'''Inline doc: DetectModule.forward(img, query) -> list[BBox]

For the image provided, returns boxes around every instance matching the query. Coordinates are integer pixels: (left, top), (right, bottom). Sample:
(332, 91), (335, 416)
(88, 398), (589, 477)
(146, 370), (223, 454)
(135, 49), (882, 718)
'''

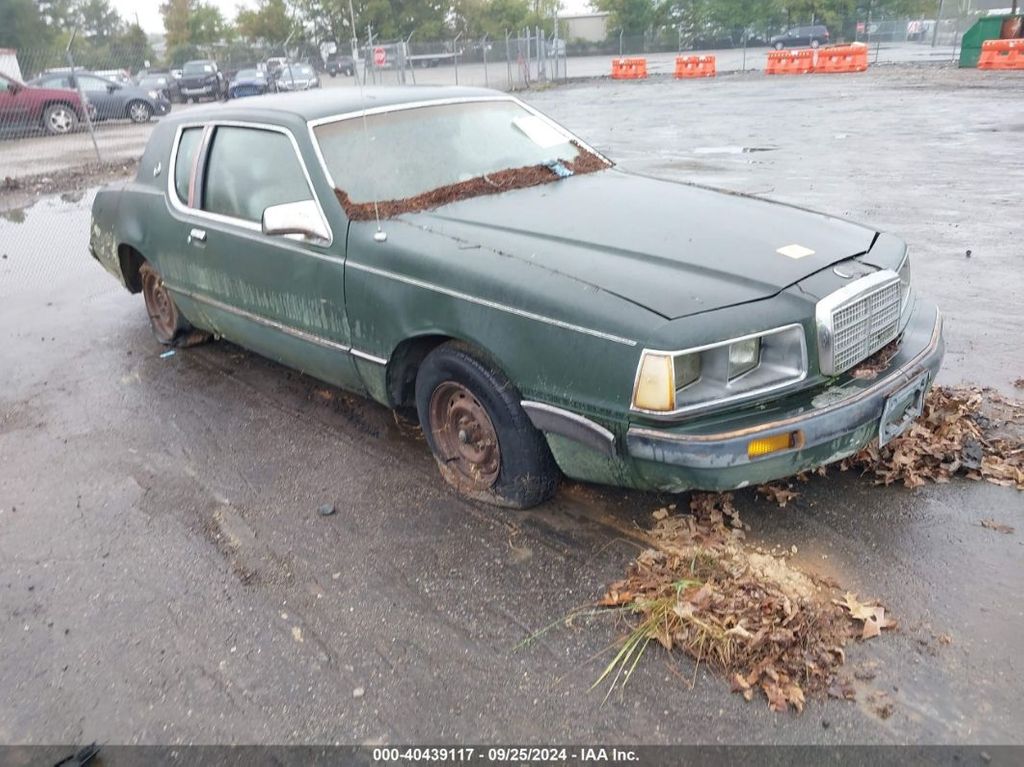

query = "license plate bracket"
(878, 372), (930, 446)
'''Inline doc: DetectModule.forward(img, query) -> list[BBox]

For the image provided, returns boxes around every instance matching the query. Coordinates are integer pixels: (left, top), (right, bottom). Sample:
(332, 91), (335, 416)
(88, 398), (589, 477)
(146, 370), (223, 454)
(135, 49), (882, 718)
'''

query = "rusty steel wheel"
(428, 381), (501, 491)
(415, 342), (560, 508)
(140, 262), (180, 343)
(138, 261), (210, 346)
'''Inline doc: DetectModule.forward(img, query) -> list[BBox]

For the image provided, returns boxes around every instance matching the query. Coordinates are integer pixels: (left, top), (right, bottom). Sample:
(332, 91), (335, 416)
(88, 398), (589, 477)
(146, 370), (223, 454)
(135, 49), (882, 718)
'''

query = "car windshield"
(183, 62), (214, 74)
(282, 65), (313, 77)
(236, 69), (260, 79)
(314, 100), (609, 218)
(140, 76), (166, 86)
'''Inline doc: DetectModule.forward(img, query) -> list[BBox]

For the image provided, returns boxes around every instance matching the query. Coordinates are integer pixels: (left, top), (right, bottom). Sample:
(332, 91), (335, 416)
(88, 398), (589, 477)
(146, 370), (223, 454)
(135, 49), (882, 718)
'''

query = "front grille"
(817, 272), (902, 375)
(232, 85), (264, 98)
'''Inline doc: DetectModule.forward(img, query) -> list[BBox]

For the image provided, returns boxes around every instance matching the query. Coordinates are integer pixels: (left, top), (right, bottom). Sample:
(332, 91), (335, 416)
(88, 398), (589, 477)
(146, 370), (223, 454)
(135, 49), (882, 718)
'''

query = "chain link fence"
(0, 8), (992, 184)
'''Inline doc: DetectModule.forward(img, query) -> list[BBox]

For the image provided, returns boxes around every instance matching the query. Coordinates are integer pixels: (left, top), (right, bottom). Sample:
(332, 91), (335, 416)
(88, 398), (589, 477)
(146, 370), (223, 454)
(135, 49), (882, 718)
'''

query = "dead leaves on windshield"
(841, 385), (1024, 490)
(596, 494), (891, 714)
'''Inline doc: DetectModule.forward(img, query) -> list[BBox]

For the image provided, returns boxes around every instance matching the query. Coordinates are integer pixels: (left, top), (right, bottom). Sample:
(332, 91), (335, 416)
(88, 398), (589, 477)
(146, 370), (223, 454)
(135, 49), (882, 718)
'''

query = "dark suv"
(770, 25), (830, 50)
(325, 53), (356, 77)
(178, 60), (226, 102)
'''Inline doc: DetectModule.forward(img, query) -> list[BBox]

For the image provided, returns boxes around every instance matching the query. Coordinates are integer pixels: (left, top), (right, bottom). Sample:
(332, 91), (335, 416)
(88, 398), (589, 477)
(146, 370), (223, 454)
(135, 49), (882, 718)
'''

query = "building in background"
(0, 49), (24, 80)
(558, 12), (610, 43)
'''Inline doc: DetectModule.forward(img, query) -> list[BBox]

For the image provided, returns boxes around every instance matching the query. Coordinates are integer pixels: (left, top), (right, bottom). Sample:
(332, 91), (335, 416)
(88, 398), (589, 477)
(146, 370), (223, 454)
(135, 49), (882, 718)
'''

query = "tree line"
(1, 0), (936, 72)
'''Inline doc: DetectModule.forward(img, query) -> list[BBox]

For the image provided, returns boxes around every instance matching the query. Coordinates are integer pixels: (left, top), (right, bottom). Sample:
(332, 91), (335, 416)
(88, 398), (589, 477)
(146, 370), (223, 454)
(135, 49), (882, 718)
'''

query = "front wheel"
(774, 41), (785, 50)
(127, 100), (152, 123)
(139, 262), (210, 347)
(810, 39), (821, 49)
(415, 342), (560, 508)
(42, 103), (78, 135)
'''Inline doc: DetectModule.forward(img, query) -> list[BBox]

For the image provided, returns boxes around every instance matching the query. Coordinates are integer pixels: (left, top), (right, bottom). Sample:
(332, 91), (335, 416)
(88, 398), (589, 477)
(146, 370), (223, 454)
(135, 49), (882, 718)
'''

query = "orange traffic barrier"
(814, 44), (869, 74)
(611, 57), (648, 80)
(674, 55), (716, 78)
(978, 38), (1024, 70)
(765, 49), (815, 75)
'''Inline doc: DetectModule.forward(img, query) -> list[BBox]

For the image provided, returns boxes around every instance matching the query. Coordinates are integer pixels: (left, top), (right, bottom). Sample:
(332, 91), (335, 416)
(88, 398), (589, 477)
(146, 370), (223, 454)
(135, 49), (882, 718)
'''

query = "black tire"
(415, 342), (559, 509)
(810, 39), (821, 49)
(127, 100), (152, 123)
(42, 103), (78, 135)
(139, 262), (210, 347)
(774, 41), (785, 50)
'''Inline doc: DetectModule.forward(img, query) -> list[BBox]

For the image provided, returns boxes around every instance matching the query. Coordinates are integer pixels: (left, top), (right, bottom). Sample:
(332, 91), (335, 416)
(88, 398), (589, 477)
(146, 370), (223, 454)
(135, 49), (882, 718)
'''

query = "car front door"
(74, 75), (119, 119)
(166, 122), (362, 392)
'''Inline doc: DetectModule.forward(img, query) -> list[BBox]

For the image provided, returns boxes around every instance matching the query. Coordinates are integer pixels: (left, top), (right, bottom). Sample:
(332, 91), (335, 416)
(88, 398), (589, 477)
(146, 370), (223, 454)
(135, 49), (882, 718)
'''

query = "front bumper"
(181, 84), (216, 96)
(624, 301), (944, 491)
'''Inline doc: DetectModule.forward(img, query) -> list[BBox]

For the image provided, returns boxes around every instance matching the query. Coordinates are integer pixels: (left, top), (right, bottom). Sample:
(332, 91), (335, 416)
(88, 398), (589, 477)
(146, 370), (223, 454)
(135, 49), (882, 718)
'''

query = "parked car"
(178, 60), (226, 102)
(770, 24), (831, 49)
(137, 72), (181, 104)
(89, 87), (943, 508)
(273, 63), (320, 91)
(228, 68), (272, 99)
(0, 71), (94, 135)
(30, 71), (170, 123)
(325, 53), (355, 77)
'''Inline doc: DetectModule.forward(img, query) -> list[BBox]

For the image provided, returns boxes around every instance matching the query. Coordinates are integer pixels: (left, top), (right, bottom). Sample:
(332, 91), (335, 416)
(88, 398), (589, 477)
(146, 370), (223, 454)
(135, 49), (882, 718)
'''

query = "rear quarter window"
(174, 127), (203, 204)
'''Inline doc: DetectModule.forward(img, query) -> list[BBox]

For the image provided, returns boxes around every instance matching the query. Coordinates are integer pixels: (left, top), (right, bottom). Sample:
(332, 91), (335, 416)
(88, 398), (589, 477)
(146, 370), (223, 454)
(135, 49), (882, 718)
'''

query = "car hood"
(408, 169), (878, 320)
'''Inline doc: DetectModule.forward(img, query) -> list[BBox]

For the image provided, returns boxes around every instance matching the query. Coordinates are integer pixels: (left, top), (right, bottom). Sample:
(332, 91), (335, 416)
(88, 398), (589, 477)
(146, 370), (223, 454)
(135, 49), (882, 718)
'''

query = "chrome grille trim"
(815, 270), (902, 376)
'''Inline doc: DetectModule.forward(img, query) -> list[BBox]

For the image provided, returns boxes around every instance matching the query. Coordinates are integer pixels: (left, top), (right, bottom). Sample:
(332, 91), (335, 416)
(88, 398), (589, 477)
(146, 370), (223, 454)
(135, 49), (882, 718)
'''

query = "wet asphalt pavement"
(0, 67), (1022, 746)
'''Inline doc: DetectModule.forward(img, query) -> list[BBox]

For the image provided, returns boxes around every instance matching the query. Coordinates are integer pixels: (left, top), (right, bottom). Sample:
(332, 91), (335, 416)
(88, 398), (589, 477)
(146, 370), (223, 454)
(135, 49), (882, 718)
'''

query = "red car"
(0, 71), (94, 135)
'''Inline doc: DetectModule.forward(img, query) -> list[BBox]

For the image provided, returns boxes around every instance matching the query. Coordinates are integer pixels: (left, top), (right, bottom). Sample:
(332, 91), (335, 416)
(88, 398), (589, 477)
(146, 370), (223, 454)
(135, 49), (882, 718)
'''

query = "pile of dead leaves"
(841, 385), (1024, 490)
(596, 493), (891, 713)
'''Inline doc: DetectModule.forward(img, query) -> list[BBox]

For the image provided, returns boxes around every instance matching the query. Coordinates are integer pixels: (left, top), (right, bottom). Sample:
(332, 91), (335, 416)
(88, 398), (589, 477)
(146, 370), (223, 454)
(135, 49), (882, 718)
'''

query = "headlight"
(897, 250), (912, 312)
(728, 337), (760, 380)
(631, 324), (807, 417)
(633, 352), (675, 412)
(148, 90), (160, 99)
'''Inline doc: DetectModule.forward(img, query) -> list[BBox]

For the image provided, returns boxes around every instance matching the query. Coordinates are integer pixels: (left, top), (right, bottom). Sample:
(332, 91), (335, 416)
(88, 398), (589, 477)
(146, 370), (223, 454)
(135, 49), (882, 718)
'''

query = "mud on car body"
(88, 86), (944, 508)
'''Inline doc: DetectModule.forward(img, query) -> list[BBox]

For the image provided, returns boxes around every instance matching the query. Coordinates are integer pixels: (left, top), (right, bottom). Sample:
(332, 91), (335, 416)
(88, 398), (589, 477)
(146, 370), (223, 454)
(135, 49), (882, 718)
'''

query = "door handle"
(188, 228), (207, 245)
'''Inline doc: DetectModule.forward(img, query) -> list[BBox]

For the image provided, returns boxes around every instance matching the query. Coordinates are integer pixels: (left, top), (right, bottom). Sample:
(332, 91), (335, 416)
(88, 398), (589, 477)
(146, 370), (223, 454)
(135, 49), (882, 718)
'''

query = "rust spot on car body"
(334, 146), (610, 221)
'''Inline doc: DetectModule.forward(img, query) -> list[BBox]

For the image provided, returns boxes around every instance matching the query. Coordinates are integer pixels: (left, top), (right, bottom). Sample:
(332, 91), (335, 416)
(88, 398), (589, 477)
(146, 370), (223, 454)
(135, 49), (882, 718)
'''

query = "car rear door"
(167, 121), (363, 392)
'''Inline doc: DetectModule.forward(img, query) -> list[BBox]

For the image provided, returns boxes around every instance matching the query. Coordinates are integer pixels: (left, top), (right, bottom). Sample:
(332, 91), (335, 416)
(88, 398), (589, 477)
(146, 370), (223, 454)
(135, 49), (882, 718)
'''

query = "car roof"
(165, 86), (504, 125)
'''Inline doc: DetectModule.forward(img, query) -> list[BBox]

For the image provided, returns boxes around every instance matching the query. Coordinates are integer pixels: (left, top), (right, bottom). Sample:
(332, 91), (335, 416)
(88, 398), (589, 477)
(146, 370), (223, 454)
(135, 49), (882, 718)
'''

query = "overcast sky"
(114, 0), (593, 35)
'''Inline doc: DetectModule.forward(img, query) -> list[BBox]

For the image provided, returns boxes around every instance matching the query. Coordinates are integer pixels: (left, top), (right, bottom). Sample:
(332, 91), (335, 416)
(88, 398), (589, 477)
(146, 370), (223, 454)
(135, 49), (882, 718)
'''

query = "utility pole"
(348, 0), (358, 59)
(931, 0), (944, 47)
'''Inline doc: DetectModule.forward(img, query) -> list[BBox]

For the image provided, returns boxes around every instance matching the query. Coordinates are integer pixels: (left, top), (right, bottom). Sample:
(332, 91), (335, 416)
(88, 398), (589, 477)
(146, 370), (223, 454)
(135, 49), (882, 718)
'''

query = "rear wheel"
(127, 100), (152, 123)
(139, 262), (210, 347)
(42, 104), (78, 135)
(415, 342), (559, 508)
(811, 38), (821, 48)
(774, 41), (785, 50)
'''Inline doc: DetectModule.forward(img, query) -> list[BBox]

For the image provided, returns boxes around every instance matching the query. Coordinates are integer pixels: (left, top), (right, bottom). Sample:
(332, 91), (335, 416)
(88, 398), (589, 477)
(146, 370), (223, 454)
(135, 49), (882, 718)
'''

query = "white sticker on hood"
(777, 244), (816, 259)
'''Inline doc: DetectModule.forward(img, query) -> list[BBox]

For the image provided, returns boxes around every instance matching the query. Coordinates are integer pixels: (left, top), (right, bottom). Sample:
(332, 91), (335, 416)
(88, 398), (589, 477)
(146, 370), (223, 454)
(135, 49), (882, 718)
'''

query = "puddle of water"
(0, 187), (99, 299)
(692, 146), (778, 155)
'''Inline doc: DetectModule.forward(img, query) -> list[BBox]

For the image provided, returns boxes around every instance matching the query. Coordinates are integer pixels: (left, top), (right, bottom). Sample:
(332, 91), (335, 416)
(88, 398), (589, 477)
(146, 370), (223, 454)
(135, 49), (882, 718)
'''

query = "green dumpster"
(960, 15), (1023, 67)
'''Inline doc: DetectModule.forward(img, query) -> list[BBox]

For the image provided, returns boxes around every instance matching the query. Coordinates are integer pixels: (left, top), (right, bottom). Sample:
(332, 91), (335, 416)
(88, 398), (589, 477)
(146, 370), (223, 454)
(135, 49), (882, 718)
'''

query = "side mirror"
(262, 200), (330, 243)
(107, 83), (118, 93)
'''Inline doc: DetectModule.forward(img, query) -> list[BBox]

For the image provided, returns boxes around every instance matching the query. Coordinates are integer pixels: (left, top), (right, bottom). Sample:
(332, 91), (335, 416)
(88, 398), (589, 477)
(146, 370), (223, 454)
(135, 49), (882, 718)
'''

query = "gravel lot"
(1, 65), (1022, 747)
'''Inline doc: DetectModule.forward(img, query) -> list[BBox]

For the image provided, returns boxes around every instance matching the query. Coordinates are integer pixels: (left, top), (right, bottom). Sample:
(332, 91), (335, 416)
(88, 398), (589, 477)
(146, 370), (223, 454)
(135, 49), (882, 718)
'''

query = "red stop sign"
(373, 46), (387, 67)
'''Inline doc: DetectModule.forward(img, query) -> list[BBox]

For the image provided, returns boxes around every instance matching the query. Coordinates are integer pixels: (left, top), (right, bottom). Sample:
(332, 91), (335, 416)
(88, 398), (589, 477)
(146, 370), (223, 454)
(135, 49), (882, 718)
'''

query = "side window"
(0, 79), (8, 93)
(202, 126), (312, 223)
(79, 76), (109, 93)
(174, 127), (203, 204)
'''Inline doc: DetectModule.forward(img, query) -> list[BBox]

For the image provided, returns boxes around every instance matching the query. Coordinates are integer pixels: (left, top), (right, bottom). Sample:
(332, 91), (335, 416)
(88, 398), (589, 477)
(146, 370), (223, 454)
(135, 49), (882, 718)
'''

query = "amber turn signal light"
(747, 431), (803, 459)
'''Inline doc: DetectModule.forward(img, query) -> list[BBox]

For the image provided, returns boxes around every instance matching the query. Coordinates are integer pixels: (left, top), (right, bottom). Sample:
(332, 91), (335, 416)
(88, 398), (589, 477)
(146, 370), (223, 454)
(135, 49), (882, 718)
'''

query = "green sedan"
(89, 86), (944, 508)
